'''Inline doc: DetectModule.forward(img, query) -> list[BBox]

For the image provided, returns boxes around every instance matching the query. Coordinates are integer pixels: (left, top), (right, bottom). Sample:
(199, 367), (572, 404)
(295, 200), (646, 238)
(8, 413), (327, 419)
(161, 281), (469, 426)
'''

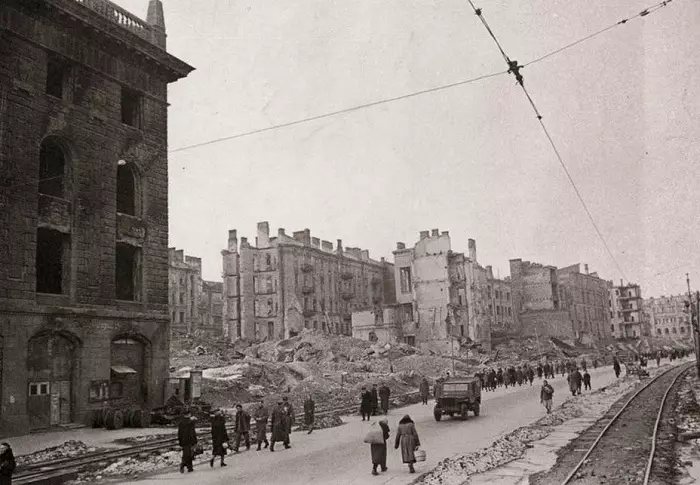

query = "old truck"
(433, 376), (482, 421)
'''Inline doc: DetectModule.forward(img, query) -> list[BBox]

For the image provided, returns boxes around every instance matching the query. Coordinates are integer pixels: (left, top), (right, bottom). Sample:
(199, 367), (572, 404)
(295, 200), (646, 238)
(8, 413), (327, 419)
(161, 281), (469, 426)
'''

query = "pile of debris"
(16, 440), (102, 466)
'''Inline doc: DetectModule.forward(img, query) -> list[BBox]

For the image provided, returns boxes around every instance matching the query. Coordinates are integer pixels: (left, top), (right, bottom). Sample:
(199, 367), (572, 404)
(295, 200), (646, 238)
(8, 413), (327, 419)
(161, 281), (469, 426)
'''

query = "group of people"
(366, 415), (422, 475)
(177, 395), (315, 473)
(360, 384), (391, 419)
(473, 358), (602, 393)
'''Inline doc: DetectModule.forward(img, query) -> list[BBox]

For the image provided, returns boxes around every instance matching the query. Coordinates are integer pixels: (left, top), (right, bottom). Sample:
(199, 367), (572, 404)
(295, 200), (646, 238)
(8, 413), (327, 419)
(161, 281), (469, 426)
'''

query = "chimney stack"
(336, 239), (343, 256)
(312, 237), (320, 248)
(240, 237), (249, 248)
(468, 238), (477, 262)
(175, 249), (184, 262)
(322, 240), (333, 251)
(278, 228), (286, 237)
(584, 264), (589, 274)
(419, 231), (429, 239)
(146, 0), (167, 48)
(227, 230), (238, 253)
(431, 228), (439, 237)
(256, 221), (270, 248)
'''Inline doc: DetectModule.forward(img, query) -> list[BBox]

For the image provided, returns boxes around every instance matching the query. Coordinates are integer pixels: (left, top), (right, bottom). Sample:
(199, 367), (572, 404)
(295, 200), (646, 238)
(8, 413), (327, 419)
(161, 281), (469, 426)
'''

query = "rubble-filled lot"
(670, 373), (700, 485)
(16, 440), (107, 466)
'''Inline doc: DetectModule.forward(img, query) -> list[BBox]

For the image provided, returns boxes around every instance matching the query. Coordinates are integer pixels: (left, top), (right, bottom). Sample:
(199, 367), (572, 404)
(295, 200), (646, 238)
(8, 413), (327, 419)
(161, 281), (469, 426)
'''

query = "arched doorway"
(110, 336), (147, 405)
(26, 332), (76, 429)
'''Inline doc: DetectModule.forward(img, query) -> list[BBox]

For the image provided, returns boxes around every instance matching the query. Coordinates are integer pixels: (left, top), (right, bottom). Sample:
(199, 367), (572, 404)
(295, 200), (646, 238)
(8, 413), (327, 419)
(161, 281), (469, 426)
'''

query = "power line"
(465, 1), (629, 281)
(523, 0), (676, 68)
(169, 70), (508, 154)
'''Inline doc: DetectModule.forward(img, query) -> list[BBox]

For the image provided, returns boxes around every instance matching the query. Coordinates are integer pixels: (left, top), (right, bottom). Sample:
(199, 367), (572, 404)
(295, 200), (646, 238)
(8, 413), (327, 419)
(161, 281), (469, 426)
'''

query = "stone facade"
(0, 0), (192, 437)
(168, 249), (222, 337)
(609, 282), (644, 339)
(557, 264), (612, 343)
(486, 272), (514, 333)
(644, 294), (692, 340)
(223, 222), (395, 342)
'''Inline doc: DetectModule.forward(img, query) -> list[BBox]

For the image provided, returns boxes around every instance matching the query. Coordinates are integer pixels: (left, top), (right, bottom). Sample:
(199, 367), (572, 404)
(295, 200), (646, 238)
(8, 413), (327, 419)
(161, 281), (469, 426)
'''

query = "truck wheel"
(473, 404), (480, 416)
(460, 403), (469, 420)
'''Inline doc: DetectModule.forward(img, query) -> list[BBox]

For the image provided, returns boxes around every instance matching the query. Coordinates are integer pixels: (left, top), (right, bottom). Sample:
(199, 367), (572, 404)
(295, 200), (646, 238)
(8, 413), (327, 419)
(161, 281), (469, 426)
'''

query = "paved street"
(125, 366), (620, 485)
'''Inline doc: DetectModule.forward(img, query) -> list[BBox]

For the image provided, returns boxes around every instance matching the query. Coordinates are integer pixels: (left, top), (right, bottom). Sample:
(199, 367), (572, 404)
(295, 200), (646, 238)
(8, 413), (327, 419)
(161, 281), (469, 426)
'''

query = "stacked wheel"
(105, 409), (124, 430)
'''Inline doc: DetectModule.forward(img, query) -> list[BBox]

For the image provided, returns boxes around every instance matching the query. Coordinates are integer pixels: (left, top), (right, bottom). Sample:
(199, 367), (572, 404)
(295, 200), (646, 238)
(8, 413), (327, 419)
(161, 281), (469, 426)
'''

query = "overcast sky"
(114, 0), (699, 297)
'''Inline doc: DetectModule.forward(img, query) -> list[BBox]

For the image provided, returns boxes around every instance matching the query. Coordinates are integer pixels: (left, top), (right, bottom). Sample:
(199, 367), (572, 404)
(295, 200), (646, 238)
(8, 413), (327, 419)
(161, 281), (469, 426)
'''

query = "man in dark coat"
(233, 404), (251, 452)
(304, 395), (315, 434)
(419, 378), (430, 405)
(370, 384), (379, 416)
(536, 364), (543, 379)
(527, 367), (535, 386)
(282, 397), (295, 443)
(0, 442), (16, 485)
(177, 410), (197, 473)
(583, 369), (592, 391)
(360, 387), (373, 421)
(613, 357), (621, 378)
(209, 410), (229, 467)
(270, 401), (290, 452)
(253, 399), (269, 450)
(575, 368), (583, 394)
(379, 385), (390, 414)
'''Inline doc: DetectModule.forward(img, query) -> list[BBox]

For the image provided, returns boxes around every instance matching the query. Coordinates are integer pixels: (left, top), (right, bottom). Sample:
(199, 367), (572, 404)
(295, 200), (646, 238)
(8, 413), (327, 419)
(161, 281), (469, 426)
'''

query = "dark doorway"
(111, 337), (146, 405)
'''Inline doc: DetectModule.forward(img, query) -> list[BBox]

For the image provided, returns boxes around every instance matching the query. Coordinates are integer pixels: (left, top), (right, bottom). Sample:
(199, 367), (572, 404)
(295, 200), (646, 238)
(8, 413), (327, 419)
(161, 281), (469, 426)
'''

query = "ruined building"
(354, 230), (494, 352)
(609, 281), (645, 339)
(510, 260), (611, 343)
(644, 294), (693, 340)
(0, 0), (192, 437)
(487, 271), (514, 333)
(168, 249), (223, 337)
(221, 222), (395, 341)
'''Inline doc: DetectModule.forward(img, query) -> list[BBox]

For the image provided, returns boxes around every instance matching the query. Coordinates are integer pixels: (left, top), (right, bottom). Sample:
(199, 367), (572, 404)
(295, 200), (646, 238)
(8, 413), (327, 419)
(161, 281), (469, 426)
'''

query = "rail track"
(555, 361), (694, 485)
(13, 390), (421, 484)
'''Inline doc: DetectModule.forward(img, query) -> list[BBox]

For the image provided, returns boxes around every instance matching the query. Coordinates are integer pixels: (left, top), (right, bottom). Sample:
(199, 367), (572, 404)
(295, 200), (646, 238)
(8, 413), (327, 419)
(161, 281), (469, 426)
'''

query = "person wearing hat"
(253, 399), (270, 450)
(395, 415), (420, 474)
(270, 401), (290, 452)
(233, 404), (252, 453)
(210, 410), (229, 467)
(178, 409), (197, 473)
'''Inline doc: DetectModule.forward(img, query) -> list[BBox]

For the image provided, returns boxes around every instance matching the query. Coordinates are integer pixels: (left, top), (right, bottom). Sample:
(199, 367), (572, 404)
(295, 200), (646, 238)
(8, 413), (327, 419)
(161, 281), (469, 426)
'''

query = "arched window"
(39, 139), (65, 197)
(116, 163), (137, 215)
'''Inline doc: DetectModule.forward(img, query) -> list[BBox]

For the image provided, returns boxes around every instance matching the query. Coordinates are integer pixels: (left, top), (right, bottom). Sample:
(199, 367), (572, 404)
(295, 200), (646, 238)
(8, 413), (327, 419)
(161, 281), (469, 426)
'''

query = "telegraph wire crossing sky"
(112, 0), (699, 297)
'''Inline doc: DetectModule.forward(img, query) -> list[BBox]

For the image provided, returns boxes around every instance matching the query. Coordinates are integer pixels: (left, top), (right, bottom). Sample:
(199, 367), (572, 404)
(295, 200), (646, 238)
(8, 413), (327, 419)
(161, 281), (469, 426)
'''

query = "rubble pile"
(17, 440), (102, 465)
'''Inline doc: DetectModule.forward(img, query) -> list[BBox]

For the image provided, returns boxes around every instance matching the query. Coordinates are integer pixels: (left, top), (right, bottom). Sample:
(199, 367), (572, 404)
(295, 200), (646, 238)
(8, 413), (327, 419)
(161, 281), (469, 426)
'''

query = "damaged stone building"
(0, 0), (192, 437)
(168, 249), (223, 337)
(222, 222), (395, 342)
(510, 259), (611, 343)
(644, 294), (692, 340)
(609, 281), (645, 339)
(354, 230), (494, 352)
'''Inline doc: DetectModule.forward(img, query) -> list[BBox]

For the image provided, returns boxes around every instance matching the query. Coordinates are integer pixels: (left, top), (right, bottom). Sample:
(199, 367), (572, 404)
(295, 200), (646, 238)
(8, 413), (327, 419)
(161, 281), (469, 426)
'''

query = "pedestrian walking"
(567, 371), (579, 397)
(253, 399), (270, 450)
(233, 404), (251, 452)
(613, 357), (621, 378)
(536, 364), (543, 379)
(527, 367), (534, 386)
(656, 351), (661, 367)
(583, 370), (591, 391)
(540, 380), (554, 414)
(379, 384), (390, 414)
(304, 395), (315, 434)
(419, 377), (430, 405)
(178, 410), (197, 473)
(282, 397), (295, 443)
(575, 368), (583, 395)
(360, 386), (373, 421)
(370, 419), (390, 475)
(395, 415), (421, 474)
(0, 442), (16, 485)
(210, 410), (229, 467)
(371, 384), (379, 416)
(270, 401), (290, 452)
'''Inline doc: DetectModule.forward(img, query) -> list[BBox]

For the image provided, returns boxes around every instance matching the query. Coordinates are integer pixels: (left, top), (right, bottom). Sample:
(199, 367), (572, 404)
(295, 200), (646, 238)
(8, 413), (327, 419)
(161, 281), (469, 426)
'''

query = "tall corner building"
(0, 0), (193, 437)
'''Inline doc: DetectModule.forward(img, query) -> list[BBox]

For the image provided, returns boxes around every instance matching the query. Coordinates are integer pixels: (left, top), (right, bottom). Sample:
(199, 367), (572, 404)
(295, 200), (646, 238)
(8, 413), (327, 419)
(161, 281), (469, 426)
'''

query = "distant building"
(222, 222), (395, 342)
(608, 282), (644, 339)
(360, 230), (493, 352)
(510, 260), (611, 343)
(168, 249), (222, 337)
(644, 294), (693, 340)
(487, 271), (514, 333)
(0, 0), (192, 437)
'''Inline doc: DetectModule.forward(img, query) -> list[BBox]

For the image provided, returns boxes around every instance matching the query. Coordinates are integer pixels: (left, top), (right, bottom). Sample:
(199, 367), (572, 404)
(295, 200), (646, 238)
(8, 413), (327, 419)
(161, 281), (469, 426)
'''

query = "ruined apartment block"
(168, 249), (223, 338)
(356, 230), (494, 352)
(221, 222), (395, 342)
(0, 0), (193, 437)
(609, 281), (645, 339)
(644, 294), (693, 340)
(510, 259), (611, 343)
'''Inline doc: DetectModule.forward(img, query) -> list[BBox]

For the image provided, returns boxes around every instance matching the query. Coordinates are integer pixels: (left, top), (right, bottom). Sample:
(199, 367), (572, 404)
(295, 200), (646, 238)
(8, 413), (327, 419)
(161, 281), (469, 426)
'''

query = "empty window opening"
(121, 87), (142, 127)
(399, 267), (412, 294)
(116, 163), (137, 215)
(39, 140), (65, 197)
(36, 228), (68, 294)
(46, 57), (68, 99)
(115, 242), (140, 301)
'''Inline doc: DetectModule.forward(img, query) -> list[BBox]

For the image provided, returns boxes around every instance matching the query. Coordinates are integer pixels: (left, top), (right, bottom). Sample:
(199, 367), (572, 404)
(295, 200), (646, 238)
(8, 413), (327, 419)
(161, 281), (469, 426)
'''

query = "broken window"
(46, 56), (69, 99)
(36, 228), (68, 294)
(39, 139), (65, 197)
(121, 87), (142, 128)
(116, 163), (137, 215)
(399, 267), (412, 294)
(268, 321), (274, 338)
(115, 242), (140, 301)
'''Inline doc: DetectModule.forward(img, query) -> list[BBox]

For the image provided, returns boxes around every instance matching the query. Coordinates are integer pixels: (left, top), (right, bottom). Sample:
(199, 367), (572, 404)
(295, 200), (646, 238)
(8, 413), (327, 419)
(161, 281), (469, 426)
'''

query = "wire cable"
(465, 0), (629, 281)
(169, 70), (508, 154)
(523, 0), (675, 68)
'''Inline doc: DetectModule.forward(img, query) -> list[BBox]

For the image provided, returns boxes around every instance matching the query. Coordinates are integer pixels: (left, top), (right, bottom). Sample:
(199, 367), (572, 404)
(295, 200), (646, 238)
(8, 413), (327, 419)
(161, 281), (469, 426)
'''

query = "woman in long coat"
(270, 402), (290, 452)
(370, 419), (390, 475)
(0, 442), (16, 485)
(210, 411), (229, 467)
(395, 415), (420, 474)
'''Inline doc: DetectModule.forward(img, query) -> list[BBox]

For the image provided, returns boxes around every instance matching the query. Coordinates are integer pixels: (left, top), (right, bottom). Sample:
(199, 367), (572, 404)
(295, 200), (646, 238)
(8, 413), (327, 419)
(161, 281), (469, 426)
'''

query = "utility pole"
(687, 274), (700, 377)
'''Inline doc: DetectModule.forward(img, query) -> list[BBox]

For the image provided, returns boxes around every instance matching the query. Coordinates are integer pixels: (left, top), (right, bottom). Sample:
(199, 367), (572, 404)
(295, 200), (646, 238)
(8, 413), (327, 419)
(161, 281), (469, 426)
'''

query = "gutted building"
(609, 282), (645, 339)
(222, 222), (395, 341)
(644, 294), (693, 340)
(0, 0), (192, 437)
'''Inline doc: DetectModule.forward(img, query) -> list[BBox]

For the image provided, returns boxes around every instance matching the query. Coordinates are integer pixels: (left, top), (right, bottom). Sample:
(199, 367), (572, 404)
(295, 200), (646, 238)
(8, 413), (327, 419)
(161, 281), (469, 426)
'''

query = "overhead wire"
(169, 70), (508, 154)
(464, 0), (633, 281)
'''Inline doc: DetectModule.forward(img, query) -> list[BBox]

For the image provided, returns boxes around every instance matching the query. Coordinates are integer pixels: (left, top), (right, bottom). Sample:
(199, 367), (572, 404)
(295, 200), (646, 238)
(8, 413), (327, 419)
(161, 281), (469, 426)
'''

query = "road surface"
(125, 367), (620, 485)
